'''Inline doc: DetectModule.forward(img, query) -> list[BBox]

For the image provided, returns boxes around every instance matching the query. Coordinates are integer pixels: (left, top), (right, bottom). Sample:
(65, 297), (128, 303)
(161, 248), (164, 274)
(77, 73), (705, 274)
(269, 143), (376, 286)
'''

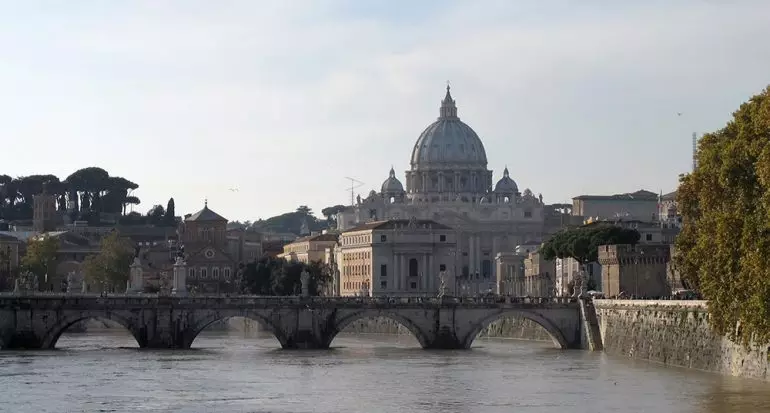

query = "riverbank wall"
(594, 299), (768, 381)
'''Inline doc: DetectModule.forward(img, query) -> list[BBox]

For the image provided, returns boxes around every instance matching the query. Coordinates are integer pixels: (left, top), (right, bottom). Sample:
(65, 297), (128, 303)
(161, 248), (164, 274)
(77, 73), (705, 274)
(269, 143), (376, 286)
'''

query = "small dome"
(381, 167), (405, 193)
(494, 167), (519, 193)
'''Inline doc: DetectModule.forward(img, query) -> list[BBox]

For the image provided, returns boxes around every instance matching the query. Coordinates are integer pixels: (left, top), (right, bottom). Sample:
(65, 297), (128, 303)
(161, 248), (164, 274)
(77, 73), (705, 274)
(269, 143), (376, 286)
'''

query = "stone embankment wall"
(342, 316), (554, 343)
(594, 299), (768, 381)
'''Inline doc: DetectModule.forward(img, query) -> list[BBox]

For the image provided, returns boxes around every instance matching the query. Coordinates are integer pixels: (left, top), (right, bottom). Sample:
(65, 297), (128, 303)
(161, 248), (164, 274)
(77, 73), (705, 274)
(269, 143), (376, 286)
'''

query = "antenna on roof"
(344, 177), (365, 206)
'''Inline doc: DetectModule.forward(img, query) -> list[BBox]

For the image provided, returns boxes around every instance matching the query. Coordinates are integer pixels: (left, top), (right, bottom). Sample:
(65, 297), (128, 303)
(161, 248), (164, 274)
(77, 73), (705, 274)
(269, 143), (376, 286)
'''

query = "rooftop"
(185, 201), (227, 222)
(344, 219), (453, 233)
(573, 190), (658, 201)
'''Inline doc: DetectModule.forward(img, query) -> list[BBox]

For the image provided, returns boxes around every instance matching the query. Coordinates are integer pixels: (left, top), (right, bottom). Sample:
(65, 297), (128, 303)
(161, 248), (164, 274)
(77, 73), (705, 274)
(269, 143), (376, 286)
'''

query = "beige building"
(338, 218), (457, 297)
(279, 232), (339, 264)
(337, 87), (545, 292)
(226, 228), (263, 263)
(598, 244), (671, 298)
(523, 250), (556, 297)
(572, 190), (659, 221)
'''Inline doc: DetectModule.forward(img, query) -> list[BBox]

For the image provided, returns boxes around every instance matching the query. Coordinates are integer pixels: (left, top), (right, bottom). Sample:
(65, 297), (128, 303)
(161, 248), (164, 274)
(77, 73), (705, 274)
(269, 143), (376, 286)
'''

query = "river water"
(1, 327), (769, 413)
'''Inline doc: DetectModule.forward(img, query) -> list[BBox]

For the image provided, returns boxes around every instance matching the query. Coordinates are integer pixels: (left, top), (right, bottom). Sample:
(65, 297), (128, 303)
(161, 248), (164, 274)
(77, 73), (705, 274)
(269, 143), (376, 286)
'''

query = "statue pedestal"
(128, 258), (144, 293)
(172, 258), (187, 296)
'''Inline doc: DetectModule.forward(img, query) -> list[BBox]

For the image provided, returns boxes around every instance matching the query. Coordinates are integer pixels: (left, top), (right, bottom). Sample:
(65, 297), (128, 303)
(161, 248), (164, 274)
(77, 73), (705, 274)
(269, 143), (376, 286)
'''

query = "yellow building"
(338, 218), (457, 297)
(278, 232), (339, 264)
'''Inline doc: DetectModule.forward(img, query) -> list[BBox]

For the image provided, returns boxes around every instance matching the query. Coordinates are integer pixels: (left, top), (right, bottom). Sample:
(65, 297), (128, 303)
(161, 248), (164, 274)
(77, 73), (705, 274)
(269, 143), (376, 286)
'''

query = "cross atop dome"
(439, 84), (458, 119)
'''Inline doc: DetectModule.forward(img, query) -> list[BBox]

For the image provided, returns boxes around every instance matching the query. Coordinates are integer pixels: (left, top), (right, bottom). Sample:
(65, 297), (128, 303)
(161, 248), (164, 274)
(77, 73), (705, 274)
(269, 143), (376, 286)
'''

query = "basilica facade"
(337, 86), (546, 289)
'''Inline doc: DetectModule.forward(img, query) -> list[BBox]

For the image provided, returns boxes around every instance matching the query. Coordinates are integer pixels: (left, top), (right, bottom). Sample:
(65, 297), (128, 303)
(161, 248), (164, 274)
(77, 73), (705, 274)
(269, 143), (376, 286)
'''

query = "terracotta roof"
(185, 205), (227, 222)
(344, 219), (452, 233)
(573, 190), (658, 201)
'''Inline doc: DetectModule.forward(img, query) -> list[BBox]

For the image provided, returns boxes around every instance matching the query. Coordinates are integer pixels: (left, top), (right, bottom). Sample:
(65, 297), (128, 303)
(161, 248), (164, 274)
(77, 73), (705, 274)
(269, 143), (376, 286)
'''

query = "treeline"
(229, 204), (349, 236)
(240, 257), (331, 296)
(0, 166), (177, 227)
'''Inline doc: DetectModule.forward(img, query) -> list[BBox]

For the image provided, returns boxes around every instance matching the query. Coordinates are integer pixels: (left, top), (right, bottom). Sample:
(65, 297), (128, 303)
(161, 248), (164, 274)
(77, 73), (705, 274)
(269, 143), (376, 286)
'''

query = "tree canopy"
(675, 85), (770, 345)
(541, 224), (640, 264)
(240, 257), (331, 296)
(0, 167), (140, 223)
(21, 235), (59, 285)
(82, 231), (135, 292)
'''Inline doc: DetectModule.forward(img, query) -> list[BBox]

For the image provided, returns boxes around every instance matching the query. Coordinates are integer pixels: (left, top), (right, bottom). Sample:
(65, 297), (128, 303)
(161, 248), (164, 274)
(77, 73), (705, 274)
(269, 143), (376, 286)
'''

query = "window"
(188, 268), (196, 279)
(439, 235), (446, 242)
(410, 282), (417, 289)
(224, 267), (231, 280)
(439, 264), (446, 272)
(524, 210), (532, 218)
(409, 258), (419, 277)
(380, 281), (387, 289)
(212, 267), (220, 280)
(380, 264), (387, 278)
(200, 267), (208, 279)
(646, 233), (653, 241)
(462, 266), (469, 277)
(380, 235), (387, 242)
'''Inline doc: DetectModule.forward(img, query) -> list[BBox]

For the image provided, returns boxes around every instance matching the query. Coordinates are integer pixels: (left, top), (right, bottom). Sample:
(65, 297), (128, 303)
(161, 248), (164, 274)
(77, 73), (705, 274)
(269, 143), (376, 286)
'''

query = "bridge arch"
(40, 311), (141, 349)
(185, 311), (289, 349)
(462, 310), (569, 349)
(325, 310), (430, 348)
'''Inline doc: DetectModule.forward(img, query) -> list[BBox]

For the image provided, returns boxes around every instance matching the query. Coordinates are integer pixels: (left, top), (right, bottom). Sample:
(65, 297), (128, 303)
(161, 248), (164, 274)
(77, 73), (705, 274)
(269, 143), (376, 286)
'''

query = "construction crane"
(344, 177), (365, 206)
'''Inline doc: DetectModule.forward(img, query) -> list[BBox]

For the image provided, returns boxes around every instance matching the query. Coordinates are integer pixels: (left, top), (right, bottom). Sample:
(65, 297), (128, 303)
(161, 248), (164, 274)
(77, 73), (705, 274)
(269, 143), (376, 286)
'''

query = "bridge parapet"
(0, 294), (585, 351)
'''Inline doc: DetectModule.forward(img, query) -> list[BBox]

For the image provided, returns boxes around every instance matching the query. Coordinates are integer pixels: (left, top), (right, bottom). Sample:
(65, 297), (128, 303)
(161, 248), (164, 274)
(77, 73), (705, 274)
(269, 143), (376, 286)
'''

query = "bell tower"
(33, 183), (57, 232)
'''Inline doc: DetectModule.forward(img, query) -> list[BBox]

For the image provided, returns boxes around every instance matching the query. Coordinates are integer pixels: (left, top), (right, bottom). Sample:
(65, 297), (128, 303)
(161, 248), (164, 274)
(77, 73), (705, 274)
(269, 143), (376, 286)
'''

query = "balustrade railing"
(0, 291), (578, 306)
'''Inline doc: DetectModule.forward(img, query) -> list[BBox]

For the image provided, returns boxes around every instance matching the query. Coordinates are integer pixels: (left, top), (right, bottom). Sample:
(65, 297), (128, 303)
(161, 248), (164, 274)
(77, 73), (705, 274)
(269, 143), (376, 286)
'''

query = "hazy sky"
(2, 0), (770, 221)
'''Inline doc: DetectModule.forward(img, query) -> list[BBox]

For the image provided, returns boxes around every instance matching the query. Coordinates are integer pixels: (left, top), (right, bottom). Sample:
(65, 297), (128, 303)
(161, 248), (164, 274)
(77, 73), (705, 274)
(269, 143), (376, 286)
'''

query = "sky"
(2, 0), (770, 221)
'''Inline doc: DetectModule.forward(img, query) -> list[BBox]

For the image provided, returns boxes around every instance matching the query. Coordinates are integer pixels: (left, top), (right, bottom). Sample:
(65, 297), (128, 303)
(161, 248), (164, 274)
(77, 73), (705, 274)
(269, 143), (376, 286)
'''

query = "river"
(1, 327), (769, 413)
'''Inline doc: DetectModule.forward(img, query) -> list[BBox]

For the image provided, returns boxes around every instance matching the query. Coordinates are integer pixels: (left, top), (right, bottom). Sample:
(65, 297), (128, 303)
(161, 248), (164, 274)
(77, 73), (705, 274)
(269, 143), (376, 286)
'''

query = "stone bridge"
(0, 294), (586, 350)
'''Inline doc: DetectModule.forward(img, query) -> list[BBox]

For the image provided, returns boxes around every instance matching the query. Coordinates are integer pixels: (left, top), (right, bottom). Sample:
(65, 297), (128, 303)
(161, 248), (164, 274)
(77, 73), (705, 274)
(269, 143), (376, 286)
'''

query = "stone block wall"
(594, 299), (768, 381)
(340, 316), (554, 342)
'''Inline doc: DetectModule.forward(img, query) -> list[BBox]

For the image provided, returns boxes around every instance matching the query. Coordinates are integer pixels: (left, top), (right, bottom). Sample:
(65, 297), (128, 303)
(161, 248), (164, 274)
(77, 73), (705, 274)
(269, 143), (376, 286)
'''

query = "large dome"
(410, 86), (488, 169)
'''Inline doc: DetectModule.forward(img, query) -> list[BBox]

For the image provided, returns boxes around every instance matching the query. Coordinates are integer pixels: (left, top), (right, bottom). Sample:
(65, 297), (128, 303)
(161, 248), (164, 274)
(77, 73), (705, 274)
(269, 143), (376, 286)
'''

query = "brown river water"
(1, 327), (769, 413)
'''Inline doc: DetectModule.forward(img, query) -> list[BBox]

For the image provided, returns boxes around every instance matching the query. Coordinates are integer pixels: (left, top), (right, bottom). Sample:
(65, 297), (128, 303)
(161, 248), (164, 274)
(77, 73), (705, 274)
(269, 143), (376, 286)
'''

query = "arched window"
(200, 267), (208, 279)
(212, 267), (220, 280)
(223, 267), (231, 280)
(188, 268), (196, 279)
(409, 258), (419, 278)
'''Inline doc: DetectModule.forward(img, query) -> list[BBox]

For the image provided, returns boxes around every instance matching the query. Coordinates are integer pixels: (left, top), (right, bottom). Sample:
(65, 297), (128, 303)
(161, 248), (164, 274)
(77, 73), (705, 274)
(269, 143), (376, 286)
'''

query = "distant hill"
(229, 205), (330, 236)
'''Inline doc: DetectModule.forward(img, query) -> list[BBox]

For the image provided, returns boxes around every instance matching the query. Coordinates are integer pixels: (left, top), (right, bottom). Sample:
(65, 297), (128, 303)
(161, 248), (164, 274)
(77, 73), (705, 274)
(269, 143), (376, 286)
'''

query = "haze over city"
(2, 0), (770, 220)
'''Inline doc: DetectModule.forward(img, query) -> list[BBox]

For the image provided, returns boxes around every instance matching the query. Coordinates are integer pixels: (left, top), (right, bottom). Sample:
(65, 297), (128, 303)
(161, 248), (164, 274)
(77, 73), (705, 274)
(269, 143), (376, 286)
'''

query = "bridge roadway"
(0, 294), (585, 350)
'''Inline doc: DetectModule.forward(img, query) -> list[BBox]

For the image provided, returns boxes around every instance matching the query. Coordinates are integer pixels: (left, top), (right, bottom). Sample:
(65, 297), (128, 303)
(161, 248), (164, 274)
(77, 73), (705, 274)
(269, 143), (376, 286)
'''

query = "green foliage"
(321, 204), (347, 226)
(241, 257), (331, 296)
(21, 235), (59, 281)
(165, 198), (176, 226)
(541, 224), (640, 264)
(82, 232), (135, 291)
(675, 85), (770, 345)
(0, 167), (140, 222)
(251, 205), (327, 235)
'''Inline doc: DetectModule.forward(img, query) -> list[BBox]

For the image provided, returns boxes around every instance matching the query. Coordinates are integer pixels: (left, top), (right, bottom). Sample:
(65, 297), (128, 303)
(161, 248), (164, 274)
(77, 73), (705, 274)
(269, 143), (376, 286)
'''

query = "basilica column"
(475, 235), (482, 278)
(393, 253), (400, 291)
(454, 172), (460, 193)
(401, 255), (408, 294)
(422, 254), (429, 294)
(468, 235), (475, 277)
(421, 173), (427, 193)
(491, 236), (499, 283)
(427, 254), (434, 294)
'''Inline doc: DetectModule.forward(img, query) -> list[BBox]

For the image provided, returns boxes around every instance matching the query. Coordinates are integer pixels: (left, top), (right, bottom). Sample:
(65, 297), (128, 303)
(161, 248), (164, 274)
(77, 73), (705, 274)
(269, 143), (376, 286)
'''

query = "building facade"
(278, 233), (339, 264)
(572, 190), (659, 221)
(597, 244), (671, 298)
(338, 219), (456, 297)
(337, 87), (546, 292)
(523, 250), (556, 297)
(178, 202), (237, 294)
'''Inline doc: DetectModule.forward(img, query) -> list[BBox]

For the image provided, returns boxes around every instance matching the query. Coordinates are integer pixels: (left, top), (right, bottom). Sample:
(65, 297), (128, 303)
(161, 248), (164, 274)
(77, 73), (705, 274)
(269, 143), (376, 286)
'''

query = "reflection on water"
(0, 329), (769, 413)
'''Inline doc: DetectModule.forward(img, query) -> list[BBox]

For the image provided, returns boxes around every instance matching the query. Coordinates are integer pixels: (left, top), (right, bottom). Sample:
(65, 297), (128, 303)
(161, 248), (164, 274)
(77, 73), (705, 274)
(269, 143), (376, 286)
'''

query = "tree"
(146, 204), (165, 226)
(82, 231), (134, 292)
(21, 235), (59, 288)
(675, 85), (770, 345)
(541, 224), (640, 265)
(241, 257), (331, 296)
(321, 204), (347, 227)
(165, 198), (176, 226)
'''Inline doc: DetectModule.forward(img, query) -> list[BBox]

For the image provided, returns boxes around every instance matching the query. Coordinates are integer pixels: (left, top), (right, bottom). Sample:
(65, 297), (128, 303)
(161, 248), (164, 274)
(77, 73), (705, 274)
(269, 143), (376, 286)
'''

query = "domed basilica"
(337, 86), (545, 282)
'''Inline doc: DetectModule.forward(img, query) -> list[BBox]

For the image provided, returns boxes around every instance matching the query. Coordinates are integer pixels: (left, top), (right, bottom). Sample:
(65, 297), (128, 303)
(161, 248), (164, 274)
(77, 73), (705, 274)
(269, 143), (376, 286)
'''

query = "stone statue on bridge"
(300, 270), (310, 297)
